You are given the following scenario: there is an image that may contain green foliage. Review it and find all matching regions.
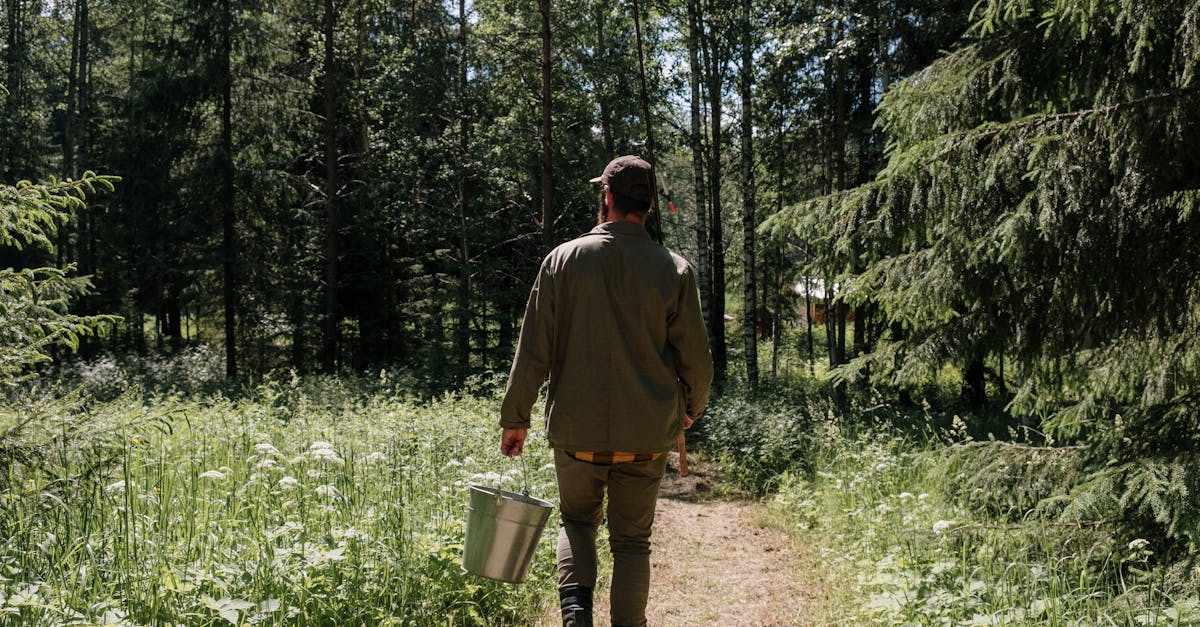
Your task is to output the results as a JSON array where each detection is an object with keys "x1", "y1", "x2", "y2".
[
  {"x1": 700, "y1": 388, "x2": 824, "y2": 494},
  {"x1": 942, "y1": 441, "x2": 1088, "y2": 521},
  {"x1": 0, "y1": 174, "x2": 118, "y2": 385},
  {"x1": 765, "y1": 0, "x2": 1200, "y2": 554},
  {"x1": 729, "y1": 393, "x2": 1200, "y2": 625},
  {"x1": 0, "y1": 382, "x2": 556, "y2": 625}
]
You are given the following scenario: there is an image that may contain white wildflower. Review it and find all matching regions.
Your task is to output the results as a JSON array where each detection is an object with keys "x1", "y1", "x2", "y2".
[
  {"x1": 255, "y1": 443, "x2": 282, "y2": 457},
  {"x1": 902, "y1": 514, "x2": 918, "y2": 525},
  {"x1": 309, "y1": 441, "x2": 334, "y2": 451},
  {"x1": 1128, "y1": 538, "x2": 1149, "y2": 551},
  {"x1": 932, "y1": 520, "x2": 955, "y2": 535},
  {"x1": 277, "y1": 476, "x2": 300, "y2": 491},
  {"x1": 876, "y1": 503, "x2": 892, "y2": 514},
  {"x1": 199, "y1": 470, "x2": 227, "y2": 481},
  {"x1": 105, "y1": 480, "x2": 127, "y2": 495},
  {"x1": 315, "y1": 484, "x2": 341, "y2": 500},
  {"x1": 306, "y1": 469, "x2": 322, "y2": 479},
  {"x1": 365, "y1": 451, "x2": 386, "y2": 463},
  {"x1": 257, "y1": 458, "x2": 278, "y2": 470},
  {"x1": 918, "y1": 493, "x2": 930, "y2": 500},
  {"x1": 898, "y1": 492, "x2": 914, "y2": 500},
  {"x1": 310, "y1": 448, "x2": 345, "y2": 466}
]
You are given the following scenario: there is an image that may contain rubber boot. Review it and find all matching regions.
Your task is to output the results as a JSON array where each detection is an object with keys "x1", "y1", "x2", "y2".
[{"x1": 559, "y1": 586, "x2": 593, "y2": 627}]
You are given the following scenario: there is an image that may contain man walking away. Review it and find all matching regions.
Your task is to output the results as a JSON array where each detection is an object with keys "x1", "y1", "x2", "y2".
[{"x1": 499, "y1": 155, "x2": 714, "y2": 627}]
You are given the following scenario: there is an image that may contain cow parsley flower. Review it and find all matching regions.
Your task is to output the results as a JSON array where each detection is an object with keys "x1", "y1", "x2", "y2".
[
  {"x1": 932, "y1": 520, "x2": 955, "y2": 534},
  {"x1": 199, "y1": 470, "x2": 227, "y2": 481},
  {"x1": 255, "y1": 443, "x2": 282, "y2": 457}
]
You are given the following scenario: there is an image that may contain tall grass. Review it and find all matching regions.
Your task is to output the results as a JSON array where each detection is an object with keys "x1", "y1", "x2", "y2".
[
  {"x1": 702, "y1": 391, "x2": 1200, "y2": 625},
  {"x1": 1, "y1": 376, "x2": 557, "y2": 625}
]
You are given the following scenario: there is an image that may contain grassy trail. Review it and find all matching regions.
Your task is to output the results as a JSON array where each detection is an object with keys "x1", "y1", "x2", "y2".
[{"x1": 536, "y1": 452, "x2": 815, "y2": 626}]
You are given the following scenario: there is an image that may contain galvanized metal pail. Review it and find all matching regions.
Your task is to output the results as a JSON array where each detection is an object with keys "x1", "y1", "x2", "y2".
[{"x1": 462, "y1": 485, "x2": 554, "y2": 583}]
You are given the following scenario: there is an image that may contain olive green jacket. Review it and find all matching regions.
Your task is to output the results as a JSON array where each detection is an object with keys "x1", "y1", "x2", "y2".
[{"x1": 500, "y1": 221, "x2": 714, "y2": 453}]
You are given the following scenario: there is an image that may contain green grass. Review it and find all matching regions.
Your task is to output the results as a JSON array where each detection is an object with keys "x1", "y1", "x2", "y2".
[
  {"x1": 714, "y1": 401, "x2": 1200, "y2": 626},
  {"x1": 1, "y1": 378, "x2": 558, "y2": 625}
]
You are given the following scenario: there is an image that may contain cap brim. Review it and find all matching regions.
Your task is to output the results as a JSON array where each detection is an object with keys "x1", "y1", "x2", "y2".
[{"x1": 589, "y1": 176, "x2": 603, "y2": 183}]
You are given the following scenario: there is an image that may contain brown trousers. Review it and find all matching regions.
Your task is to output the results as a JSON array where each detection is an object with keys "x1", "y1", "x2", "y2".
[{"x1": 553, "y1": 449, "x2": 668, "y2": 627}]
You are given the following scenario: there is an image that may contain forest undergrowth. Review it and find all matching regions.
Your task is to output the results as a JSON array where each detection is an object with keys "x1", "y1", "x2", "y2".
[
  {"x1": 1, "y1": 361, "x2": 558, "y2": 625},
  {"x1": 701, "y1": 385, "x2": 1200, "y2": 626}
]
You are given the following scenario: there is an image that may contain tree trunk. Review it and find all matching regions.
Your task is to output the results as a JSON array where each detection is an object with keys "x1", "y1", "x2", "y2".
[
  {"x1": 700, "y1": 9, "x2": 727, "y2": 387},
  {"x1": 770, "y1": 245, "x2": 783, "y2": 377},
  {"x1": 964, "y1": 357, "x2": 986, "y2": 409},
  {"x1": 165, "y1": 283, "x2": 182, "y2": 346},
  {"x1": 538, "y1": 0, "x2": 554, "y2": 249},
  {"x1": 59, "y1": 0, "x2": 81, "y2": 270},
  {"x1": 739, "y1": 0, "x2": 757, "y2": 387},
  {"x1": 686, "y1": 0, "x2": 710, "y2": 332},
  {"x1": 1, "y1": 0, "x2": 20, "y2": 180},
  {"x1": 220, "y1": 0, "x2": 238, "y2": 378},
  {"x1": 455, "y1": 0, "x2": 472, "y2": 378},
  {"x1": 830, "y1": 18, "x2": 848, "y2": 376},
  {"x1": 322, "y1": 0, "x2": 340, "y2": 373},
  {"x1": 595, "y1": 4, "x2": 614, "y2": 158},
  {"x1": 78, "y1": 0, "x2": 92, "y2": 277},
  {"x1": 804, "y1": 272, "x2": 814, "y2": 376}
]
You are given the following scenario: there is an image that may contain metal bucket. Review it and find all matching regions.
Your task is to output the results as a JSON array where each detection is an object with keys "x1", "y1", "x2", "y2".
[{"x1": 462, "y1": 485, "x2": 554, "y2": 583}]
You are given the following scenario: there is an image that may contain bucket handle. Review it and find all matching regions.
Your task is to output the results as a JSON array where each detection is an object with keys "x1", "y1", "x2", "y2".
[{"x1": 499, "y1": 445, "x2": 532, "y2": 498}]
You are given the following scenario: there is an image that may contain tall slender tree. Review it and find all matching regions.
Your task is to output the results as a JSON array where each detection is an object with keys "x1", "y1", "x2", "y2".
[
  {"x1": 219, "y1": 0, "x2": 237, "y2": 377},
  {"x1": 538, "y1": 0, "x2": 554, "y2": 248},
  {"x1": 321, "y1": 0, "x2": 340, "y2": 373},
  {"x1": 739, "y1": 0, "x2": 757, "y2": 386},
  {"x1": 699, "y1": 2, "x2": 728, "y2": 386}
]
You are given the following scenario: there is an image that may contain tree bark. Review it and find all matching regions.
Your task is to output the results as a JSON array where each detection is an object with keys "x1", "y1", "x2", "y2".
[
  {"x1": 700, "y1": 7, "x2": 727, "y2": 387},
  {"x1": 538, "y1": 0, "x2": 554, "y2": 249},
  {"x1": 964, "y1": 357, "x2": 986, "y2": 409},
  {"x1": 686, "y1": 0, "x2": 711, "y2": 332},
  {"x1": 456, "y1": 0, "x2": 472, "y2": 377},
  {"x1": 78, "y1": 0, "x2": 91, "y2": 281},
  {"x1": 595, "y1": 4, "x2": 614, "y2": 159},
  {"x1": 59, "y1": 0, "x2": 82, "y2": 270},
  {"x1": 220, "y1": 0, "x2": 238, "y2": 378},
  {"x1": 322, "y1": 0, "x2": 340, "y2": 373},
  {"x1": 739, "y1": 0, "x2": 757, "y2": 387},
  {"x1": 830, "y1": 18, "x2": 848, "y2": 373}
]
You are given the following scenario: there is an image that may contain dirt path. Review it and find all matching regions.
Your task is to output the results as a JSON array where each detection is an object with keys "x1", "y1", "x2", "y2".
[{"x1": 535, "y1": 451, "x2": 814, "y2": 626}]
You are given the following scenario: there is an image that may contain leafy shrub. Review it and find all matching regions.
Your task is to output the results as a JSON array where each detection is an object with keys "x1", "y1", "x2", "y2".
[{"x1": 699, "y1": 388, "x2": 825, "y2": 494}]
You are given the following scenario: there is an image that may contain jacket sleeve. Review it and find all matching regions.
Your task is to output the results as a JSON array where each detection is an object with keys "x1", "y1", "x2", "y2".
[
  {"x1": 499, "y1": 256, "x2": 555, "y2": 430},
  {"x1": 667, "y1": 262, "x2": 714, "y2": 418}
]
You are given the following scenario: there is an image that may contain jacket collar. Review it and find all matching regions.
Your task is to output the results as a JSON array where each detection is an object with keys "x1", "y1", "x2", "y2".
[{"x1": 592, "y1": 221, "x2": 650, "y2": 239}]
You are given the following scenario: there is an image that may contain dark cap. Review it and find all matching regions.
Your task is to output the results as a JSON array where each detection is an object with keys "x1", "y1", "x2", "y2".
[{"x1": 589, "y1": 155, "x2": 654, "y2": 204}]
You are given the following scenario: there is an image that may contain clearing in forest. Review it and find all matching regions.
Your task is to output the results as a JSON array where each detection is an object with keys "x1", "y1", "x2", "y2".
[{"x1": 537, "y1": 451, "x2": 814, "y2": 626}]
